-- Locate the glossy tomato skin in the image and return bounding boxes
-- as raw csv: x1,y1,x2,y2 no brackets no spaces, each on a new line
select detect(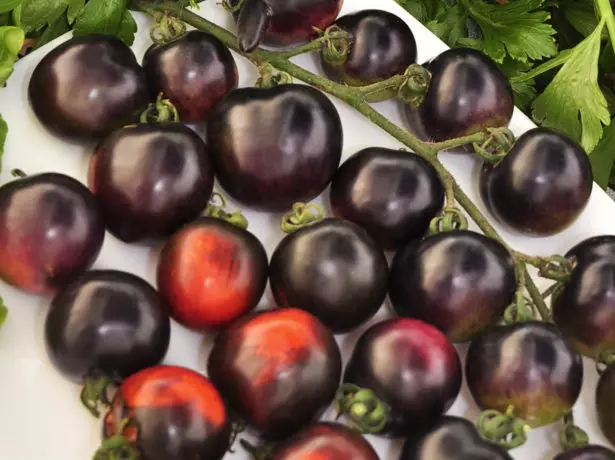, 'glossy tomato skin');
88,123,214,243
552,257,615,357
29,35,149,140
388,230,516,342
102,365,231,460
398,416,512,460
554,445,615,460
320,10,417,85
565,235,615,267
466,321,583,427
207,84,343,211
229,0,342,52
479,128,593,236
269,218,388,333
142,31,238,123
207,308,342,440
45,270,170,383
0,173,105,294
597,365,615,447
344,318,462,437
329,147,444,250
157,217,268,330
270,422,379,460
404,48,513,142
